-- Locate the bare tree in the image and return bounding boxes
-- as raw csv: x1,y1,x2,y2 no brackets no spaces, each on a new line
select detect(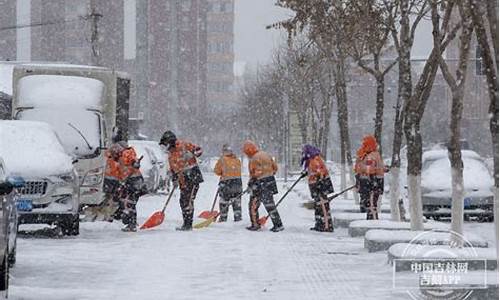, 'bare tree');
347,0,397,153
439,2,474,247
465,0,499,255
383,0,430,222
403,0,461,230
